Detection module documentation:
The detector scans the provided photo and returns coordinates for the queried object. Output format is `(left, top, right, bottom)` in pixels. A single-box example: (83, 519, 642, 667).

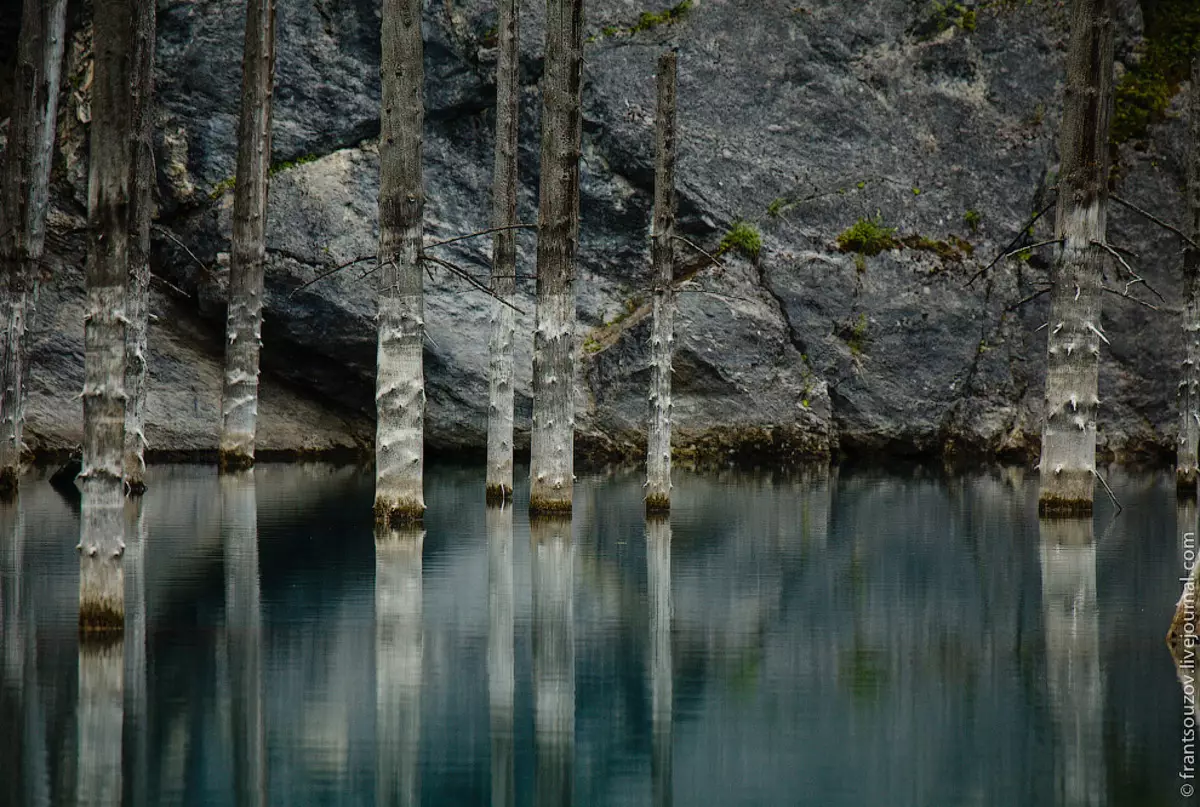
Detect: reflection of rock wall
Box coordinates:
(1039, 521, 1104, 807)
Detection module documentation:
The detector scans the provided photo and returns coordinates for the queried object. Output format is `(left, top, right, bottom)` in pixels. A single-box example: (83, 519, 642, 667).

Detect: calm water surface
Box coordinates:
(0, 462, 1191, 806)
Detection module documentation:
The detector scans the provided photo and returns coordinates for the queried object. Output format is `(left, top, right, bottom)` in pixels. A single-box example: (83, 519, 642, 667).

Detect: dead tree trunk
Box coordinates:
(487, 505, 515, 807)
(375, 0, 426, 525)
(529, 0, 584, 515)
(485, 0, 521, 506)
(123, 0, 156, 494)
(220, 0, 278, 471)
(646, 51, 678, 515)
(532, 517, 574, 807)
(646, 516, 673, 807)
(1038, 0, 1115, 517)
(0, 0, 69, 495)
(80, 0, 135, 634)
(1179, 56, 1200, 496)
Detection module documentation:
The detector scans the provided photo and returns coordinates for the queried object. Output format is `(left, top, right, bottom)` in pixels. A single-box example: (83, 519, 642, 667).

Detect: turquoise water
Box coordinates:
(0, 462, 1189, 806)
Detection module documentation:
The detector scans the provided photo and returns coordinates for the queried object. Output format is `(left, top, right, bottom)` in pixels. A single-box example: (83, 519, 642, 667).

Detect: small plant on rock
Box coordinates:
(836, 214, 898, 256)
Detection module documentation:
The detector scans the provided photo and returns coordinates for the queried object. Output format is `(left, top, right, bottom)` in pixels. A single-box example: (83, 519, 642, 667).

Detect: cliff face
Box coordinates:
(1, 0, 1192, 462)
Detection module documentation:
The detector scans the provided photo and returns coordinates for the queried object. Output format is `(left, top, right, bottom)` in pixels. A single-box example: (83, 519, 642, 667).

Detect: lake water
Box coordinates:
(0, 462, 1192, 806)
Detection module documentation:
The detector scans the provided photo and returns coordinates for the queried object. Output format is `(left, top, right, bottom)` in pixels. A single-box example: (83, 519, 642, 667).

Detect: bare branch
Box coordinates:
(285, 252, 375, 297)
(966, 200, 1057, 287)
(1091, 239, 1166, 302)
(421, 254, 527, 315)
(424, 223, 537, 251)
(149, 272, 191, 299)
(1005, 285, 1052, 312)
(672, 235, 727, 272)
(152, 225, 213, 276)
(1101, 284, 1161, 311)
(1001, 239, 1061, 262)
(1111, 195, 1200, 251)
(1092, 466, 1123, 514)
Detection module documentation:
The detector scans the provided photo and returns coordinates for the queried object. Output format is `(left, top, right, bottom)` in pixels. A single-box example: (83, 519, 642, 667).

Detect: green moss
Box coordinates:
(964, 209, 982, 232)
(836, 214, 898, 256)
(919, 1, 978, 38)
(631, 0, 693, 32)
(269, 153, 320, 176)
(853, 253, 867, 273)
(844, 313, 869, 356)
(1111, 0, 1200, 145)
(901, 233, 974, 261)
(583, 335, 603, 353)
(767, 197, 788, 218)
(208, 176, 236, 200)
(718, 220, 763, 260)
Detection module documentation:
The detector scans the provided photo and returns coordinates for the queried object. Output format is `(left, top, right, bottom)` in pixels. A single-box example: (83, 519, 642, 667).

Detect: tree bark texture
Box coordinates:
(375, 0, 426, 524)
(646, 52, 678, 515)
(375, 527, 423, 807)
(529, 0, 584, 515)
(487, 505, 515, 807)
(532, 516, 574, 807)
(0, 0, 68, 495)
(485, 0, 521, 505)
(1038, 0, 1114, 517)
(646, 516, 673, 807)
(222, 471, 265, 807)
(81, 0, 136, 632)
(220, 0, 278, 471)
(122, 0, 156, 494)
(1178, 56, 1200, 495)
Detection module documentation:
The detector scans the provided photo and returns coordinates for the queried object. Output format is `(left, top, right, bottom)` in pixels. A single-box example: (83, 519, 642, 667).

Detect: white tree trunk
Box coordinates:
(646, 52, 678, 514)
(487, 505, 515, 807)
(0, 0, 68, 495)
(532, 516, 573, 807)
(529, 0, 584, 515)
(1179, 57, 1200, 495)
(1039, 520, 1104, 807)
(222, 471, 265, 806)
(375, 0, 426, 524)
(485, 0, 521, 505)
(76, 641, 123, 807)
(375, 527, 423, 807)
(81, 0, 136, 632)
(646, 516, 673, 807)
(1037, 0, 1114, 517)
(220, 0, 278, 471)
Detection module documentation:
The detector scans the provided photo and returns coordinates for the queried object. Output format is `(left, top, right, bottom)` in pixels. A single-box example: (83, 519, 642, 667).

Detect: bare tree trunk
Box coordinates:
(646, 52, 678, 515)
(1037, 0, 1114, 517)
(375, 0, 426, 524)
(485, 0, 521, 506)
(222, 471, 265, 807)
(80, 0, 135, 633)
(487, 505, 515, 807)
(122, 0, 156, 495)
(0, 0, 69, 495)
(532, 516, 574, 807)
(220, 0, 278, 471)
(529, 0, 584, 515)
(375, 527, 423, 807)
(646, 516, 673, 807)
(1179, 57, 1200, 496)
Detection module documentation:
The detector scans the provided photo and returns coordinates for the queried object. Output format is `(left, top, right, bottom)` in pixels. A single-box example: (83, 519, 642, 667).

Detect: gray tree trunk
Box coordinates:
(122, 0, 156, 495)
(487, 505, 515, 807)
(222, 471, 265, 807)
(532, 517, 573, 807)
(529, 0, 584, 515)
(646, 52, 678, 514)
(1179, 57, 1200, 495)
(0, 0, 68, 495)
(220, 0, 278, 471)
(375, 527, 424, 807)
(646, 516, 673, 807)
(81, 0, 135, 633)
(1037, 0, 1114, 517)
(485, 0, 521, 506)
(375, 0, 426, 524)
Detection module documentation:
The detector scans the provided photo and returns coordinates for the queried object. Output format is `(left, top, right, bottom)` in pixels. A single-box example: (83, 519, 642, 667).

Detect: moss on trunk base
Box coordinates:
(644, 493, 670, 514)
(1037, 496, 1094, 518)
(79, 604, 123, 637)
(218, 449, 255, 472)
(485, 483, 513, 505)
(0, 466, 18, 499)
(1177, 470, 1198, 499)
(375, 498, 425, 527)
(529, 495, 573, 516)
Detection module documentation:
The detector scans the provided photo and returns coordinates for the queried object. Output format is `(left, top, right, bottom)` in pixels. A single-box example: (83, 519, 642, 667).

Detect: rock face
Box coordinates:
(0, 0, 1193, 462)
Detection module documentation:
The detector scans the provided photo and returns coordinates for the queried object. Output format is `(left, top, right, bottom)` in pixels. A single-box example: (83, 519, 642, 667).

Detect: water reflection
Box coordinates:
(221, 472, 264, 807)
(375, 526, 423, 807)
(532, 516, 574, 807)
(122, 499, 148, 807)
(1039, 519, 1104, 807)
(487, 505, 515, 807)
(646, 516, 672, 807)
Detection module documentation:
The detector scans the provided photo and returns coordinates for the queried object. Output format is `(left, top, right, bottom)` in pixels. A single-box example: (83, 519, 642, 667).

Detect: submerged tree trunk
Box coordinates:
(0, 0, 69, 495)
(77, 640, 124, 807)
(485, 0, 521, 506)
(646, 516, 673, 807)
(375, 527, 424, 807)
(529, 0, 584, 515)
(122, 499, 149, 807)
(646, 52, 678, 514)
(487, 505, 515, 807)
(220, 0, 278, 471)
(1179, 57, 1200, 496)
(1037, 0, 1115, 517)
(532, 516, 574, 807)
(80, 0, 135, 633)
(375, 0, 426, 524)
(122, 0, 156, 495)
